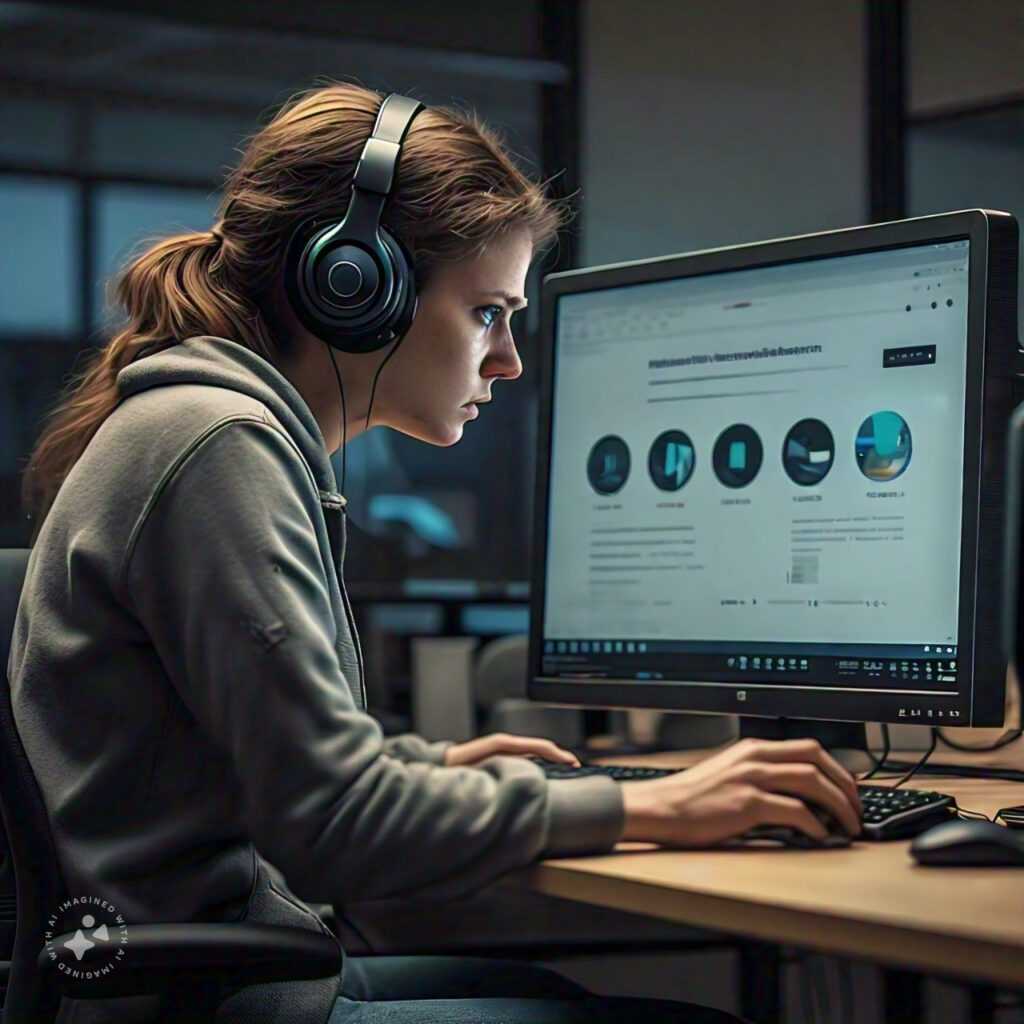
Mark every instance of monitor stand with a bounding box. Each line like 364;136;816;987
738;716;872;772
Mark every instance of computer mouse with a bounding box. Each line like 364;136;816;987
910;819;1024;867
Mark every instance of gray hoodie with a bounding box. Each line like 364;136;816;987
9;337;624;1024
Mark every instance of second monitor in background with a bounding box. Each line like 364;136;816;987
530;210;1021;752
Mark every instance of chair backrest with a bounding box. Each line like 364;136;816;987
0;549;26;994
471;634;529;709
0;549;28;719
472;636;585;748
0;548;62;1020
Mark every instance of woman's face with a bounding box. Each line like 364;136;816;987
375;227;532;445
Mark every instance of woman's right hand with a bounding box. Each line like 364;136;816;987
620;737;862;846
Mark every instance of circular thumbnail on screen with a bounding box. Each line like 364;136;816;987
587;435;631;494
712;424;763;488
856;411;912;481
782;419;835;486
648;430;696;491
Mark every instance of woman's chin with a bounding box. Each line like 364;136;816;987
406;422;464;447
438;423;465;446
389;412;466;447
436;410;474;445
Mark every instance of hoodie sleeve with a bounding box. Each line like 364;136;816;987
123;416;623;904
381;734;453;765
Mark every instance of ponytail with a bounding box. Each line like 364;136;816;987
22;227;274;533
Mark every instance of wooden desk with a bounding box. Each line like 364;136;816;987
510;748;1024;990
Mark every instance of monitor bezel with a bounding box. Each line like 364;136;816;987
529;209;1020;727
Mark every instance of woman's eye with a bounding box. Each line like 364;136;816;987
478;305;504;328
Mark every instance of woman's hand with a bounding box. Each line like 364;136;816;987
620;737;862;846
444;732;581;769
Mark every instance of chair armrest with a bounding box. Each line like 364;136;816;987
39;922;341;999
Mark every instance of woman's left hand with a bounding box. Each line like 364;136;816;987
444;732;581;768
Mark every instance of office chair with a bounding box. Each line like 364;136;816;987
0;549;342;1022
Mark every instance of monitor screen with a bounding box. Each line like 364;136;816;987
530;211;1020;726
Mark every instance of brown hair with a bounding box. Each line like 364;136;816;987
23;82;565;532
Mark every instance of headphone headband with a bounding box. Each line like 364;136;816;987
354;94;424;194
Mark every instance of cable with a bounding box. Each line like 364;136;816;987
957;806;992;821
867;760;1024;784
364;336;404;434
860;723;891;781
328;330;404;498
889;727;938;788
995;804;1024;827
860;719;1023;785
326;345;348;494
936;727;1023;753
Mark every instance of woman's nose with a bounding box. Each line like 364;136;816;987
489;334;523;380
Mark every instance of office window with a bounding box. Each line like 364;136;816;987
0;95;73;165
91;183;219;328
0;176;80;337
91;107;250;182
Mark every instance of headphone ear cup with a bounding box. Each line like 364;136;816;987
285;217;418;355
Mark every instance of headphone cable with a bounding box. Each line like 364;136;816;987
327;345;348;495
327;333;405;495
364;336;405;434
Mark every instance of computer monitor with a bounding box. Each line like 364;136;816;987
529;210;1020;747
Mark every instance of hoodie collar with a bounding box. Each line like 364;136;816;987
116;336;339;497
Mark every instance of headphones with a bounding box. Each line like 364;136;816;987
284;93;425;354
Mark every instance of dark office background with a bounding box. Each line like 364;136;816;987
1;0;1022;614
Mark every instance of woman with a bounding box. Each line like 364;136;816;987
11;83;860;1024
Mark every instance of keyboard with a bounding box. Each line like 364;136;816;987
856;784;957;841
535;761;957;841
540;762;678;782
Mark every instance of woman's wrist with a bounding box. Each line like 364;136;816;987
619;780;668;842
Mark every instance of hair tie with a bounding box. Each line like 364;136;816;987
209;227;225;247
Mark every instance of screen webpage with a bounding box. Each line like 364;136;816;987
541;241;970;699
